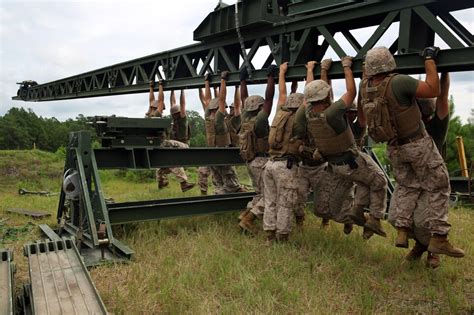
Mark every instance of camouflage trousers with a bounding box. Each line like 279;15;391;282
198;166;211;193
312;166;355;224
331;151;387;219
295;163;327;218
263;160;299;235
387;135;451;235
156;140;189;184
210;166;241;194
246;157;268;218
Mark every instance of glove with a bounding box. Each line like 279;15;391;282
341;56;353;68
204;73;211;82
306;61;317;70
149;80;154;88
221;71;229;81
421;46;440;61
320;59;332;71
267;65;278;77
239;67;249;81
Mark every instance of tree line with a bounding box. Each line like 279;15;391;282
0;104;472;175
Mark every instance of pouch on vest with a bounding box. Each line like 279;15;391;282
361;75;397;144
239;128;256;161
269;111;292;150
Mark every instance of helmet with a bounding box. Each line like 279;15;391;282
244;95;264;111
285;93;304;108
365;46;397;77
208;98;219;110
304;80;331;102
63;169;80;199
416;98;436;117
170;105;180;115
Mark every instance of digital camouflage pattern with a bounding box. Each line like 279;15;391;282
331;151;387;219
156;140;190;184
246;157;268;217
364;46;397;77
285;93;305;108
211;166;241;194
295;163;327;218
244;95;265;111
198;166;211;193
304;80;331;102
263;160;299;235
387;135;451;235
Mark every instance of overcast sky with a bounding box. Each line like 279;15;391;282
0;0;472;122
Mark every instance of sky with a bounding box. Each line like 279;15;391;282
0;0;473;122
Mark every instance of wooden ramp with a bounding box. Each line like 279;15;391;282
23;239;107;314
0;249;14;315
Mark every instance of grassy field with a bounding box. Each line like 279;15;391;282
1;150;473;314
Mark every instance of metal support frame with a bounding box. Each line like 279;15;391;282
13;0;473;101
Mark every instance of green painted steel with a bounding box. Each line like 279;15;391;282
12;0;473;102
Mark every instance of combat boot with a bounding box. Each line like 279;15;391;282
180;181;195;192
295;215;305;228
158;179;168;189
395;227;409;248
361;214;373;240
238;208;250;221
406;241;427;261
320;218;329;229
239;211;258;234
428;234;465;258
426;252;441;269
343;223;353;235
276;233;289;243
265;230;276;246
364;215;387;237
348;206;366;226
200;190;207;196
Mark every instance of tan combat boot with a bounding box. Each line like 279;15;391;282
364;215;387;237
265;230;276;246
361;213;373;240
238;208;250;221
343;223;353;235
320;218;329;229
239;211;258;234
348;206;366;226
295;215;305;229
406;241;427;261
395;227;409;248
426;252;441;269
428;234;465;258
276;233;289;243
180;181;195;192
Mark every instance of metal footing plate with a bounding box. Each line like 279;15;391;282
0;249;14;315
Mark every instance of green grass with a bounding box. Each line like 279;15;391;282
1;150;473;314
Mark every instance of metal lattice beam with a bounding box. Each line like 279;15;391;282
13;0;473;102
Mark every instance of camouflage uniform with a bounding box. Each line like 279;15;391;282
245;157;267;217
211;165;241;194
198;166;211;194
387;135;451;235
156;139;189;185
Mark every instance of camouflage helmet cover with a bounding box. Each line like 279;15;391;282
416;98;436;117
285;93;304;108
170;105;181;115
208;98;220;110
304;80;331;102
365;46;397;77
244;95;265;111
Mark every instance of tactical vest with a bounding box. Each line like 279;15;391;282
239;113;269;161
225;115;240;147
361;74;424;143
170;117;191;145
268;109;302;158
306;111;356;158
205;116;231;147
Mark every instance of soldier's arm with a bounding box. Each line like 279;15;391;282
277;62;288;105
156;81;165;115
214;87;220;98
436;72;450;120
149;80;155;107
416;47;441;98
199;88;206;109
240;68;249;110
357;92;366;128
180;89;186;118
290;80;298;94
340;56;356;108
203;75;211;109
234;86;241;117
170;90;176;106
320;59;334;101
219;71;229;114
305;61;317;84
263;65;276;115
